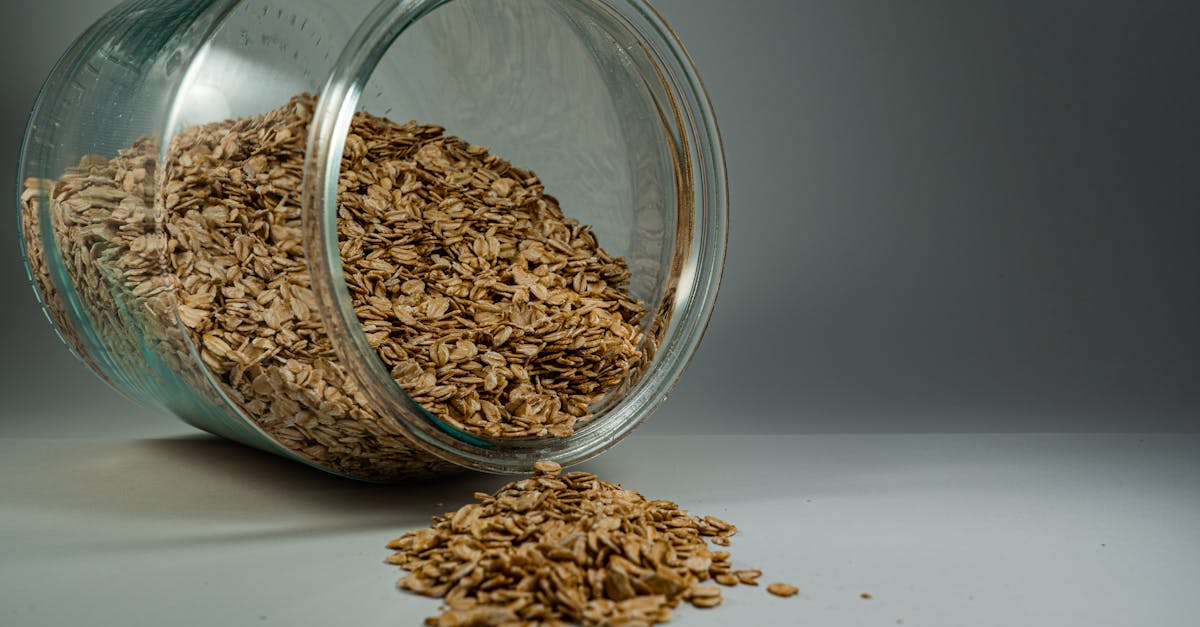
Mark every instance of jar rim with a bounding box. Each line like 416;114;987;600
301;0;728;473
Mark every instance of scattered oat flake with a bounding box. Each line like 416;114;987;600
532;460;562;475
714;573;739;586
767;582;800;598
735;568;762;586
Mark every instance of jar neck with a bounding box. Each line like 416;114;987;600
301;0;727;473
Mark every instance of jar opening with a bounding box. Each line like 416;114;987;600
303;0;726;472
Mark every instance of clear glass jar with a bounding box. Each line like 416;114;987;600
17;0;726;480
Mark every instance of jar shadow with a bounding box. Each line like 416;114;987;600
2;435;512;551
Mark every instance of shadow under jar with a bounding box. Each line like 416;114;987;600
17;0;726;481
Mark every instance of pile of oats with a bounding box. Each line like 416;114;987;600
20;94;644;479
386;462;787;626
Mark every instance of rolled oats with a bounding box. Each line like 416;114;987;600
336;110;645;439
386;463;767;626
767;583;799;598
20;94;646;479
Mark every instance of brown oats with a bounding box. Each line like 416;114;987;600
335;109;646;440
386;464;756;625
767;582;799;598
21;93;650;479
714;573;739;587
532;460;562;475
735;568;763;586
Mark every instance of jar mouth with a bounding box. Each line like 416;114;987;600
302;0;727;473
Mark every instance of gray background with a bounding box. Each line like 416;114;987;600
1;0;1196;437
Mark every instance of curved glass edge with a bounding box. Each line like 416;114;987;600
16;0;220;404
149;0;331;458
153;0;436;476
14;0;302;455
303;0;728;473
304;0;467;457
15;3;136;390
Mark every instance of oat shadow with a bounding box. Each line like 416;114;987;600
2;434;511;543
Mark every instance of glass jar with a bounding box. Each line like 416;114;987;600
17;0;726;481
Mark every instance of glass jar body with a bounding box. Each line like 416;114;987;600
17;0;726;480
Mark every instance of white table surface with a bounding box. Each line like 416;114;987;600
2;433;1198;626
